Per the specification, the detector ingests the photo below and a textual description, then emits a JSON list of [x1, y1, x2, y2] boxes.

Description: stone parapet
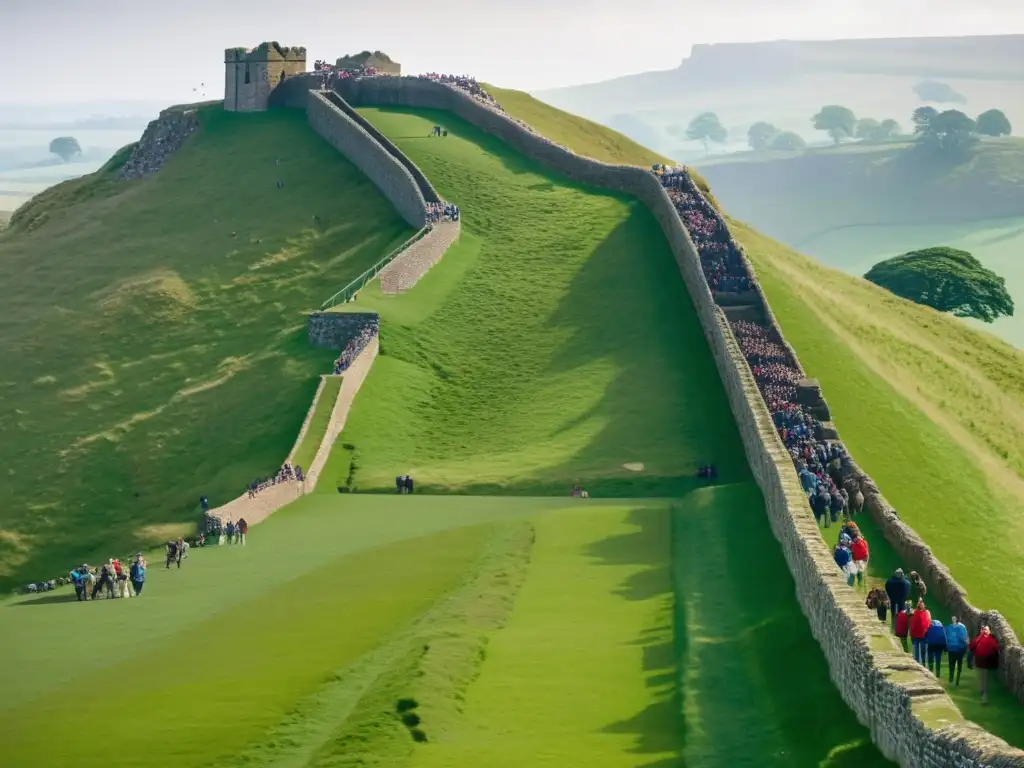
[[379, 219, 460, 293]]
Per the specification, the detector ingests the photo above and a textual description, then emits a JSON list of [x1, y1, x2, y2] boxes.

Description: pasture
[[1, 492, 888, 767], [0, 107, 411, 588]]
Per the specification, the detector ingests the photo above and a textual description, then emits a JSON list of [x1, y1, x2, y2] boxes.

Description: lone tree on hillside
[[864, 247, 1014, 323], [976, 109, 1012, 137], [914, 109, 977, 153], [686, 112, 728, 155], [812, 105, 857, 145], [747, 121, 780, 151], [49, 136, 82, 163], [771, 131, 807, 151]]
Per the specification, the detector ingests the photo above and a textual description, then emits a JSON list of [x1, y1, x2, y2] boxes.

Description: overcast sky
[[4, 0, 1024, 106]]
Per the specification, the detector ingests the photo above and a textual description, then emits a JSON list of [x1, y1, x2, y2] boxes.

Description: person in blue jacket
[[130, 555, 146, 596], [943, 615, 969, 686], [925, 618, 946, 677], [833, 541, 854, 586], [70, 566, 89, 601]]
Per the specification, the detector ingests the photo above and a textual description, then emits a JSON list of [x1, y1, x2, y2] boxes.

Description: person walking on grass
[[925, 617, 946, 677], [910, 600, 932, 665], [70, 566, 89, 602], [226, 519, 236, 544], [237, 517, 248, 546], [130, 555, 146, 596], [944, 616, 968, 686], [909, 571, 927, 604], [885, 569, 911, 630], [92, 560, 115, 600], [894, 601, 912, 652], [165, 539, 178, 569], [969, 625, 1000, 704]]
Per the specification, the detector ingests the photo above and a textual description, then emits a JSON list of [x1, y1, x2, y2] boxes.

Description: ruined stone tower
[[224, 42, 307, 112]]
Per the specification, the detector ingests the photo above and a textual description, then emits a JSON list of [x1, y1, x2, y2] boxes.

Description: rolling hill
[[0, 106, 411, 588], [533, 35, 1024, 160], [696, 137, 1024, 345]]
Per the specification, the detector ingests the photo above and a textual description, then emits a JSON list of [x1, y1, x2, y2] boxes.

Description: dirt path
[[207, 338, 378, 528]]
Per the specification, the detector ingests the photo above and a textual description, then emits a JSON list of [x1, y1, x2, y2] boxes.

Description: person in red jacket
[[850, 534, 869, 587], [909, 600, 932, 665], [894, 601, 912, 652], [969, 625, 1000, 704]]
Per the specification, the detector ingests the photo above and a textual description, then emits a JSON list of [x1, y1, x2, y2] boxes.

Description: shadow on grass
[[583, 504, 685, 761], [9, 591, 81, 607]]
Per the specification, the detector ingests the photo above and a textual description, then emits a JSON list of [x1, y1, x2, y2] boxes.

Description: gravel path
[[380, 220, 461, 293]]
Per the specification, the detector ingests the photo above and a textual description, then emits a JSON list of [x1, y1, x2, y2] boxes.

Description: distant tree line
[[737, 104, 1013, 154]]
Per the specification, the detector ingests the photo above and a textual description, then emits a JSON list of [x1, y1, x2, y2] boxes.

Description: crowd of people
[[418, 73, 502, 110], [246, 461, 302, 498], [884, 568, 1000, 701], [333, 325, 378, 374], [661, 164, 1003, 701], [426, 201, 460, 222]]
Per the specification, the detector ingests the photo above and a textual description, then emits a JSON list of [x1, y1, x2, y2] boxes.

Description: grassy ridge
[[0, 107, 411, 588], [333, 106, 747, 496], [735, 220, 1024, 639]]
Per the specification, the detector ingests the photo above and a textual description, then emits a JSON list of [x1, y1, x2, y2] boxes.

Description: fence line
[[319, 226, 432, 310]]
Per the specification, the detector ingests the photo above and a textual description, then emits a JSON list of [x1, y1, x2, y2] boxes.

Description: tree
[[49, 136, 82, 163], [914, 109, 976, 152], [976, 109, 1012, 137], [856, 117, 901, 142], [864, 247, 1013, 323], [855, 118, 880, 140], [913, 80, 967, 105], [747, 121, 780, 151], [911, 106, 938, 133], [812, 105, 856, 145], [685, 112, 728, 155], [771, 131, 807, 151]]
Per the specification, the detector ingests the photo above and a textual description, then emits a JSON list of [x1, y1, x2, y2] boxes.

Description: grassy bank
[[331, 105, 746, 496], [0, 107, 411, 588]]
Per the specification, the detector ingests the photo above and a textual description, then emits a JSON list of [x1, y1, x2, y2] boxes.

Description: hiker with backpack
[[969, 625, 1000, 704], [925, 617, 946, 677], [910, 600, 932, 665]]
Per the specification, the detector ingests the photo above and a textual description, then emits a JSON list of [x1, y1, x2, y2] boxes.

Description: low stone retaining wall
[[119, 104, 200, 179], [337, 75, 1024, 766], [379, 219, 461, 293], [306, 90, 427, 228]]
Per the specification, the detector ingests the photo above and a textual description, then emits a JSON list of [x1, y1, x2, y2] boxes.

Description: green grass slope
[[735, 219, 1024, 640], [290, 375, 342, 473], [0, 106, 411, 589], [329, 106, 745, 496]]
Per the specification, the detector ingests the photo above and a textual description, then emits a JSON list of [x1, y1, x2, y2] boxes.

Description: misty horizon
[[4, 0, 1024, 107]]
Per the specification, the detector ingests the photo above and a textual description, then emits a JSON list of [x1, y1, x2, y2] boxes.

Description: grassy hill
[[0, 210, 9, 229], [534, 36, 1024, 160], [0, 106, 411, 588]]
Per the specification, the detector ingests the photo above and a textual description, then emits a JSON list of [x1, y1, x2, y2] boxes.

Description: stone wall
[[305, 90, 427, 228], [322, 90, 440, 203], [379, 219, 460, 293], [307, 311, 379, 350], [119, 105, 200, 179], [336, 75, 1024, 766]]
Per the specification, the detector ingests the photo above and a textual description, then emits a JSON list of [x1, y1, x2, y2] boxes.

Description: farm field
[[2, 493, 889, 767], [0, 107, 411, 589], [328, 105, 744, 497]]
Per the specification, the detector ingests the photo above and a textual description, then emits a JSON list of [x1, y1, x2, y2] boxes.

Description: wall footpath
[[379, 219, 461, 293], [305, 90, 427, 228], [307, 311, 379, 350], [335, 75, 1024, 766]]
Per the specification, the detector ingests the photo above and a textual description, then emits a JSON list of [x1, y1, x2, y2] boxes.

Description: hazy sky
[[4, 0, 1024, 106]]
